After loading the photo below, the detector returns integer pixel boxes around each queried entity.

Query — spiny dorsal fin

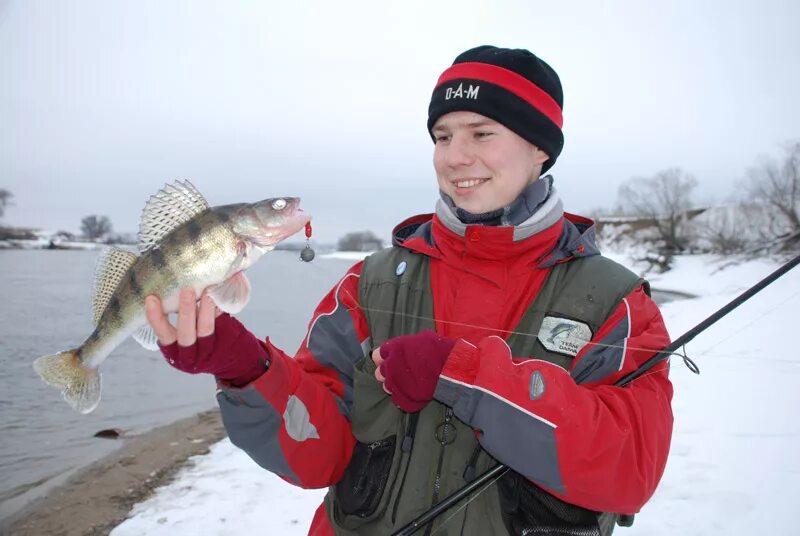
[138,180,210,253]
[92,247,138,325]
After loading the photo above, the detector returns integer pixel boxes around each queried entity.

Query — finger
[196,290,217,338]
[375,362,386,383]
[176,287,198,347]
[144,295,177,346]
[372,347,384,367]
[204,286,224,318]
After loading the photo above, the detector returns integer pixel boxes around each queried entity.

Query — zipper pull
[434,408,457,446]
[402,413,420,452]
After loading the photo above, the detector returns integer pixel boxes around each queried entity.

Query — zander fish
[33,180,310,414]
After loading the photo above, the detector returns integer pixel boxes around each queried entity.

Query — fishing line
[344,278,799,378]
[343,289,697,381]
[683,287,800,359]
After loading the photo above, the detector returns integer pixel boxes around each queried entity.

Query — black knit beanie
[427,45,564,173]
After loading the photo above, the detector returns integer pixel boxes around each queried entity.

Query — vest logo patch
[445,83,480,100]
[538,316,592,357]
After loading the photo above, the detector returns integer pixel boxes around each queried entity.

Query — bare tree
[617,168,698,252]
[0,189,12,218]
[80,215,113,240]
[337,230,384,252]
[746,142,800,239]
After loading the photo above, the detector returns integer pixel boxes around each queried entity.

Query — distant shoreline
[1,409,227,536]
[0,240,108,251]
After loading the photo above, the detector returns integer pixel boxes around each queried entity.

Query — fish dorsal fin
[92,247,138,325]
[138,180,210,253]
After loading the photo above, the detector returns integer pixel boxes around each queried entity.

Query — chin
[455,201,494,214]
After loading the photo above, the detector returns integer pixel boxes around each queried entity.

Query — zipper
[353,438,392,500]
[424,407,455,536]
[391,413,420,523]
[462,443,482,482]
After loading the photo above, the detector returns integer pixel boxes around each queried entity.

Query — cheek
[433,149,448,179]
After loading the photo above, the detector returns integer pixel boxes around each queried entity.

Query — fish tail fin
[33,350,101,414]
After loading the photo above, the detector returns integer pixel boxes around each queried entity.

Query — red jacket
[216,211,673,534]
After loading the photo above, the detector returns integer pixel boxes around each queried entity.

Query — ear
[532,146,550,166]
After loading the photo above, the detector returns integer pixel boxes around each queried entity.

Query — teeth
[455,178,487,188]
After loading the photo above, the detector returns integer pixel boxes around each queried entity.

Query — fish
[33,180,311,414]
[546,322,577,344]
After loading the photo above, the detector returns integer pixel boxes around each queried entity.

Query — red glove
[159,313,269,387]
[378,330,457,412]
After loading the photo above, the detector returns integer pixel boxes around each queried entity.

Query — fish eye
[272,199,287,210]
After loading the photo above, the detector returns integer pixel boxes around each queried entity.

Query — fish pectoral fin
[132,324,160,351]
[208,272,251,314]
[33,350,101,414]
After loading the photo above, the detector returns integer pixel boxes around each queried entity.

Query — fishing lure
[300,221,315,262]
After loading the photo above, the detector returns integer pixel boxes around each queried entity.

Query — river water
[0,249,356,522]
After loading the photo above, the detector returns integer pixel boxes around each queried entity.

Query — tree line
[601,141,800,259]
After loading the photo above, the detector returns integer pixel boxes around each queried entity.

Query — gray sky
[2,0,799,244]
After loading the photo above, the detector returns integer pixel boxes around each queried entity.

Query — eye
[272,199,287,210]
[434,134,451,143]
[475,131,493,139]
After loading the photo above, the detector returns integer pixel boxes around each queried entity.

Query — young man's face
[432,111,549,215]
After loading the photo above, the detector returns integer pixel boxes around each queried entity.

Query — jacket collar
[392,207,601,271]
[435,184,563,243]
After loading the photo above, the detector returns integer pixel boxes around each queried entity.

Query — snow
[319,250,380,261]
[111,440,325,535]
[111,254,800,536]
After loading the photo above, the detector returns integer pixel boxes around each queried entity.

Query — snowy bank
[112,255,800,536]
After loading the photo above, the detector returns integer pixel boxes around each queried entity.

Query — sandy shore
[1,409,227,536]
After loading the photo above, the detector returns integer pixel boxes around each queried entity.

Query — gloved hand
[145,288,269,387]
[159,312,269,386]
[373,330,457,412]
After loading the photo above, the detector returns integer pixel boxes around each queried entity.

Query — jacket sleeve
[215,262,370,489]
[434,285,673,515]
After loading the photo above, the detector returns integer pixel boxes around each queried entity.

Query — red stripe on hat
[435,62,563,128]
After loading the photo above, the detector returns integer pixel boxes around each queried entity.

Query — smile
[454,178,489,189]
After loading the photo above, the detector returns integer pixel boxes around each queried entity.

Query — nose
[442,134,475,168]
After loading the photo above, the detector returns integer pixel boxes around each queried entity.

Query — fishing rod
[393,252,800,536]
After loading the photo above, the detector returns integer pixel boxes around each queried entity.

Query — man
[146,45,673,535]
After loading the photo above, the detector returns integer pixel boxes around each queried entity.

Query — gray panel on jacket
[570,315,629,385]
[307,296,366,414]
[436,379,564,494]
[217,387,299,483]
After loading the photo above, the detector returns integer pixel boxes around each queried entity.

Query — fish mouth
[246,202,311,248]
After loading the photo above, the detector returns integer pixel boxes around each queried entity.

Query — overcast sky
[2,0,799,244]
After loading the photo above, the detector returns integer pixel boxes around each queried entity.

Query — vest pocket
[498,471,610,535]
[336,436,397,518]
[331,354,406,528]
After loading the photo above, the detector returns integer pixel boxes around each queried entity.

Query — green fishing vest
[324,246,644,536]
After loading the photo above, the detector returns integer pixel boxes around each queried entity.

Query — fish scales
[80,209,239,366]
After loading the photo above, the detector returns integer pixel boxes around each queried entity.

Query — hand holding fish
[144,287,269,386]
[144,287,220,347]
